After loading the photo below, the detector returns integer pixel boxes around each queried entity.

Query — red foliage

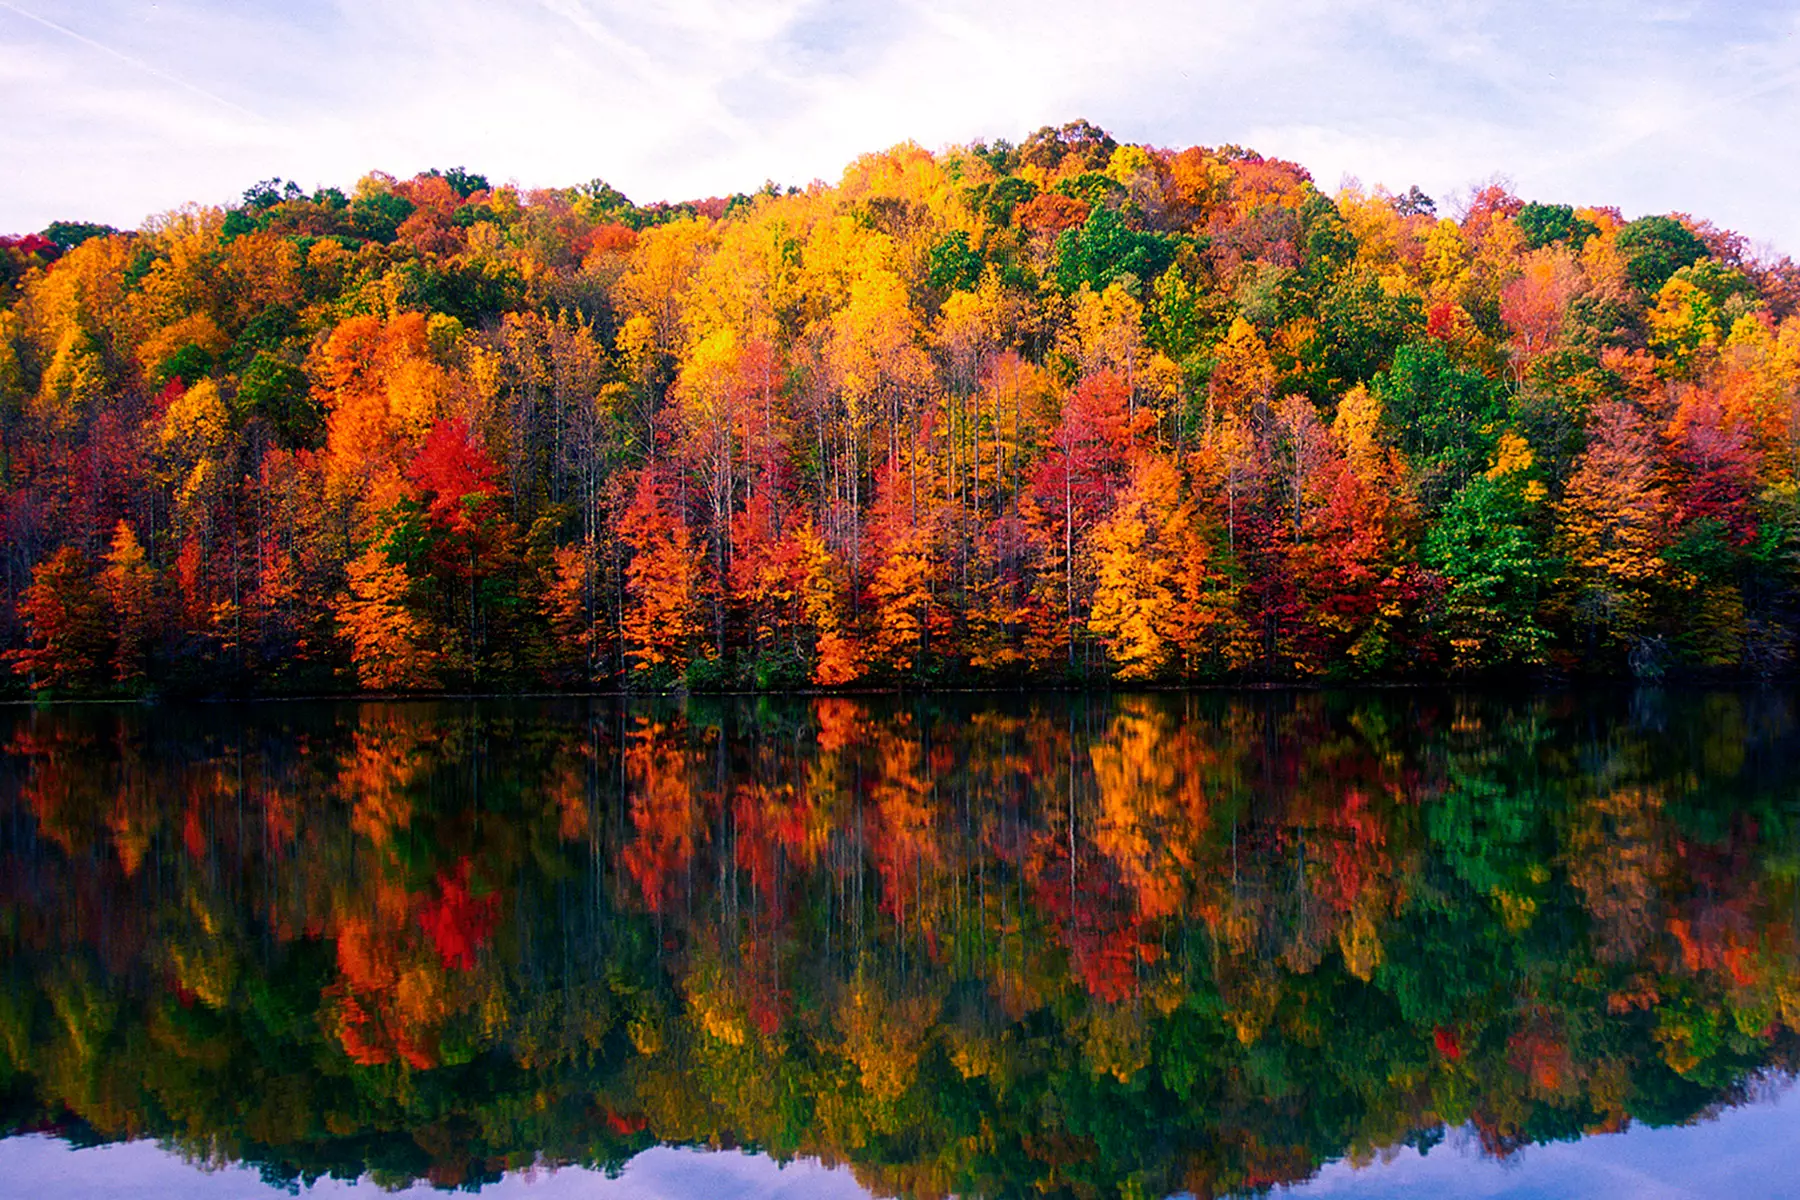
[604,1109,649,1136]
[578,221,638,259]
[1029,838,1149,1004]
[1666,386,1760,546]
[416,858,500,970]
[407,418,501,535]
[1030,371,1138,533]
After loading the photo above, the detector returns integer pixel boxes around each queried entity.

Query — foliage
[2,128,1796,695]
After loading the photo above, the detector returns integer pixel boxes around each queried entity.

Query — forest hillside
[3,121,1798,695]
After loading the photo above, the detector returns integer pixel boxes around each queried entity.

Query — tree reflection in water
[1,690,1796,1197]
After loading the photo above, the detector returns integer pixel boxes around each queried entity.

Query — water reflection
[1,690,1797,1197]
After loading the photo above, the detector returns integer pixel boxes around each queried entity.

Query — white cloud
[1,0,1797,252]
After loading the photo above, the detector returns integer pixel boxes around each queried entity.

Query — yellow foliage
[1089,458,1182,678]
[133,206,227,328]
[30,324,106,433]
[1065,282,1146,382]
[136,312,228,381]
[1333,385,1387,474]
[615,218,714,358]
[333,548,435,691]
[1085,1004,1151,1084]
[1421,218,1471,301]
[156,379,232,529]
[837,976,938,1102]
[1337,907,1385,981]
[1487,431,1536,480]
[1209,316,1274,419]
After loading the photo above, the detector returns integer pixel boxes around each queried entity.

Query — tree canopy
[2,128,1798,696]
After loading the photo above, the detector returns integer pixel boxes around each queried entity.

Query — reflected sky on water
[8,1087,1800,1200]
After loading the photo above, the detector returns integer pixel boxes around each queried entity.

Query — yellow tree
[1091,453,1249,680]
[1207,315,1275,427]
[1554,401,1673,659]
[614,217,714,418]
[794,520,864,686]
[29,325,107,436]
[100,522,157,687]
[155,378,233,534]
[1088,455,1185,679]
[333,547,435,690]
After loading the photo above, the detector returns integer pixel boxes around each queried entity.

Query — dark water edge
[3,688,1800,1197]
[3,667,1796,709]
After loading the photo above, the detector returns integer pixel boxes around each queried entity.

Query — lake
[2,690,1798,1198]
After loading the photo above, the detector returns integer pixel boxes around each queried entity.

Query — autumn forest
[3,121,1799,694]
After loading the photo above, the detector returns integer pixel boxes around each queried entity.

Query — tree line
[4,121,1799,694]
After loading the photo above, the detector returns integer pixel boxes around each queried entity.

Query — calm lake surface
[2,690,1798,1198]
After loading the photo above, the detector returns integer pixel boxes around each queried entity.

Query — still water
[2,690,1798,1198]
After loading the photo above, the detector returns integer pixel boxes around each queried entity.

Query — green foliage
[349,191,417,243]
[1299,190,1358,282]
[1424,470,1552,669]
[156,342,215,388]
[1298,270,1422,397]
[243,178,304,210]
[1673,259,1757,312]
[1054,171,1126,210]
[1145,267,1206,361]
[1373,340,1508,500]
[1054,208,1179,294]
[235,352,318,447]
[966,138,1019,176]
[1616,215,1708,295]
[926,230,983,292]
[1515,202,1599,251]
[40,221,116,251]
[232,303,301,366]
[426,166,490,198]
[971,174,1038,226]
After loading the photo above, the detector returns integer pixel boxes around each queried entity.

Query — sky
[2,1,1799,254]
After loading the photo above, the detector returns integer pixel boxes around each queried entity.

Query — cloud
[1,0,1797,252]
[1284,1084,1800,1200]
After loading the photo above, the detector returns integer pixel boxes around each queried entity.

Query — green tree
[926,231,982,292]
[1423,434,1552,670]
[1055,208,1178,295]
[1515,202,1598,251]
[1372,340,1507,507]
[1615,215,1707,295]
